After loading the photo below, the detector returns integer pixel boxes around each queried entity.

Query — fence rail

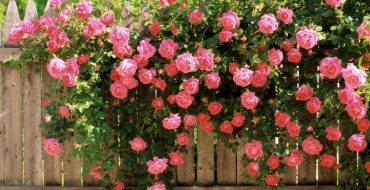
[0,0,340,189]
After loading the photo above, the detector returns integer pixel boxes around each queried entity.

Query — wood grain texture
[63,139,82,186]
[23,63,42,185]
[4,0,20,46]
[216,141,236,185]
[0,62,4,184]
[3,64,23,185]
[0,48,21,62]
[318,166,336,185]
[24,0,38,20]
[43,0,56,17]
[236,137,247,185]
[283,140,298,185]
[120,0,134,30]
[298,154,317,185]
[177,128,195,185]
[137,0,150,34]
[196,128,214,185]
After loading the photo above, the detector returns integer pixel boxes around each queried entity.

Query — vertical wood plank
[217,141,236,185]
[177,129,195,185]
[4,0,20,46]
[283,140,297,185]
[196,128,214,185]
[120,0,134,30]
[318,165,336,185]
[298,154,317,185]
[63,139,82,186]
[236,137,247,185]
[0,44,5,184]
[3,64,23,185]
[43,0,56,17]
[24,0,38,20]
[137,0,150,34]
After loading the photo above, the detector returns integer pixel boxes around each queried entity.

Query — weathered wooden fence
[0,0,340,189]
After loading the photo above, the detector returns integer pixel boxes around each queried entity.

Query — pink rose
[280,39,295,51]
[64,57,79,76]
[247,162,260,176]
[267,154,280,169]
[218,29,233,42]
[306,97,321,114]
[47,38,61,53]
[221,11,239,30]
[268,48,283,66]
[49,0,63,9]
[295,85,314,101]
[159,0,176,7]
[138,69,156,84]
[110,82,128,99]
[114,181,124,190]
[152,77,167,90]
[205,72,221,89]
[302,136,323,155]
[164,62,179,77]
[325,0,344,7]
[285,149,303,167]
[184,114,197,126]
[149,20,161,35]
[47,25,60,38]
[325,126,341,141]
[347,134,367,152]
[119,77,139,90]
[146,156,168,174]
[257,62,270,75]
[182,78,199,95]
[365,162,370,173]
[175,53,198,73]
[77,54,89,64]
[159,39,179,59]
[43,139,62,156]
[59,106,70,118]
[258,14,279,34]
[137,38,156,59]
[296,27,318,49]
[89,166,102,180]
[176,91,194,109]
[7,25,24,44]
[320,154,336,168]
[287,49,302,64]
[357,118,370,132]
[274,111,291,128]
[116,59,137,77]
[133,54,148,69]
[100,11,114,26]
[152,97,163,110]
[38,16,54,30]
[342,63,367,89]
[148,182,166,190]
[75,1,94,19]
[276,8,293,24]
[167,94,177,105]
[319,57,342,79]
[346,102,367,119]
[231,112,245,127]
[57,9,71,25]
[189,9,204,24]
[162,113,181,130]
[47,58,66,79]
[83,18,106,38]
[61,74,76,87]
[286,121,301,138]
[169,151,185,166]
[251,70,268,88]
[201,121,215,132]
[113,44,132,60]
[177,132,189,146]
[197,113,210,124]
[171,26,179,35]
[228,62,239,74]
[233,68,253,87]
[208,101,223,115]
[109,26,130,46]
[219,121,234,134]
[128,137,147,151]
[338,87,360,105]
[241,92,259,110]
[265,174,279,186]
[244,140,264,159]
[197,48,214,71]
[356,20,370,40]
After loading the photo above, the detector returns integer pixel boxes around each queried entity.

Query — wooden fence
[0,0,340,189]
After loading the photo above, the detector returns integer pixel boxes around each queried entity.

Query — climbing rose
[175,53,197,73]
[57,9,71,24]
[116,59,137,77]
[342,63,367,89]
[274,111,291,128]
[286,121,301,138]
[146,156,168,174]
[320,154,336,168]
[164,62,179,77]
[219,121,234,134]
[177,132,189,146]
[138,69,156,84]
[347,134,367,152]
[167,94,176,105]
[182,78,199,95]
[162,113,181,130]
[176,91,194,109]
[302,136,323,155]
[319,57,342,79]
[152,97,163,110]
[306,97,321,114]
[77,54,89,64]
[231,112,245,127]
[148,182,166,190]
[49,0,63,9]
[59,106,70,118]
[267,154,280,169]
[357,118,370,132]
[169,151,185,166]
[197,113,210,124]
[356,20,370,40]
[258,14,279,34]
[184,114,197,126]
[221,11,239,30]
[280,39,295,51]
[325,126,341,141]
[137,38,156,59]
[43,139,62,156]
[247,162,260,176]
[100,11,114,26]
[257,62,270,75]
[276,8,293,24]
[287,49,302,64]
[120,77,139,90]
[133,54,148,69]
[265,174,279,186]
[114,181,124,190]
[346,102,367,119]
[338,87,359,105]
[83,18,106,38]
[251,70,268,88]
[241,92,259,110]
[189,9,204,24]
[47,58,66,79]
[205,72,221,89]
[208,101,223,115]
[159,0,176,7]
[61,74,76,87]
[296,27,318,49]
[128,137,147,152]
[268,48,283,66]
[365,162,370,173]
[112,44,132,59]
[218,29,233,42]
[201,121,215,132]
[158,39,179,59]
[89,166,102,180]
[295,85,314,101]
[228,62,239,74]
[244,140,264,159]
[109,26,130,46]
[325,0,344,6]
[233,68,253,87]
[197,48,214,71]
[110,82,128,99]
[75,1,94,19]
[285,149,303,167]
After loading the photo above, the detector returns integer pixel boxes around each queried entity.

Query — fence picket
[217,141,236,185]
[236,137,247,185]
[0,27,5,184]
[63,139,82,186]
[196,127,214,185]
[4,0,20,46]
[177,128,195,185]
[137,0,150,34]
[120,0,134,30]
[43,0,56,17]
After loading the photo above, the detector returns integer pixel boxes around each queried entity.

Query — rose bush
[7,0,370,189]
